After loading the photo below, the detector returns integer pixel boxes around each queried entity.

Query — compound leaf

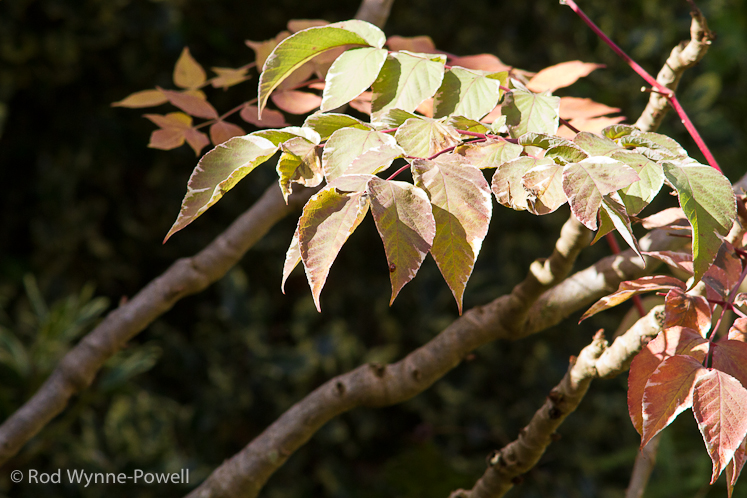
[455,138,523,169]
[433,67,506,120]
[371,51,446,118]
[321,47,388,111]
[503,80,560,138]
[322,127,400,181]
[394,117,461,158]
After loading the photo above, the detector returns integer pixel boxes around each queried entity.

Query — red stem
[561,0,722,172]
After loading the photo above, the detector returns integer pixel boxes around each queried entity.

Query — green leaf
[503,81,560,138]
[573,131,621,156]
[322,127,401,181]
[371,51,447,118]
[663,162,736,284]
[521,161,567,215]
[599,192,644,262]
[277,136,323,202]
[373,108,420,128]
[603,124,637,140]
[258,20,385,114]
[281,226,302,294]
[299,186,370,311]
[252,126,321,146]
[433,67,507,120]
[562,156,640,230]
[165,135,278,241]
[492,157,553,211]
[634,132,688,157]
[303,113,371,141]
[412,156,492,313]
[611,150,664,215]
[519,132,588,164]
[367,177,436,304]
[394,118,462,158]
[321,47,388,111]
[455,138,523,169]
[447,115,490,135]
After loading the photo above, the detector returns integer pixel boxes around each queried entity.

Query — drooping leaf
[394,117,461,158]
[322,127,400,181]
[492,157,553,211]
[164,135,278,241]
[580,275,685,322]
[367,177,436,304]
[321,47,388,111]
[271,90,322,115]
[371,51,447,118]
[432,67,506,120]
[209,121,246,145]
[663,162,736,284]
[173,47,207,89]
[712,340,747,389]
[258,20,385,113]
[611,150,664,215]
[503,80,560,138]
[281,226,302,294]
[526,61,605,93]
[277,136,323,202]
[240,105,289,129]
[455,138,523,169]
[521,161,567,215]
[210,66,251,89]
[573,131,621,156]
[628,327,709,434]
[144,112,209,155]
[112,89,167,108]
[664,287,712,337]
[727,437,747,497]
[251,126,321,146]
[641,354,703,447]
[598,192,643,261]
[702,240,743,298]
[411,156,492,312]
[298,187,370,311]
[160,89,219,119]
[692,368,747,483]
[591,204,616,245]
[562,156,639,230]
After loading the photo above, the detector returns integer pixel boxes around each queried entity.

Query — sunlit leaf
[598,192,643,261]
[322,127,399,181]
[580,275,685,322]
[367,177,436,304]
[281,227,302,294]
[640,207,689,230]
[664,287,712,337]
[433,67,506,121]
[726,437,747,497]
[559,97,620,120]
[271,90,322,115]
[258,20,385,114]
[211,67,250,89]
[562,156,639,230]
[246,32,291,70]
[173,47,207,89]
[240,105,289,129]
[112,89,167,108]
[641,354,702,447]
[394,117,461,158]
[692,368,747,483]
[321,47,388,111]
[611,150,664,215]
[371,51,447,118]
[702,240,742,298]
[573,131,621,156]
[521,161,567,215]
[729,318,747,343]
[386,35,437,53]
[663,162,736,284]
[373,108,419,128]
[144,112,209,155]
[209,121,245,146]
[251,126,321,146]
[160,89,219,119]
[304,113,371,140]
[526,61,605,93]
[299,187,370,311]
[628,327,709,434]
[492,157,552,211]
[447,115,490,135]
[277,136,323,202]
[412,156,492,312]
[164,135,278,241]
[455,138,523,169]
[503,80,560,138]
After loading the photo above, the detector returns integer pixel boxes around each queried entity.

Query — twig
[625,435,662,498]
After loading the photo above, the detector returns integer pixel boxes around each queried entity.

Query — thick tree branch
[354,0,395,28]
[451,305,665,498]
[0,184,309,465]
[634,5,714,132]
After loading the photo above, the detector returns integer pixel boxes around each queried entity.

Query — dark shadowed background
[1,0,745,496]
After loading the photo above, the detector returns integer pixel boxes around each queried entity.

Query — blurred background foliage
[0,0,745,497]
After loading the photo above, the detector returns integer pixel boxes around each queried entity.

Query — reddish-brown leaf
[641,354,703,447]
[350,91,373,115]
[640,207,690,230]
[557,116,626,139]
[271,90,322,115]
[386,35,437,53]
[112,89,167,108]
[161,89,219,119]
[240,105,289,128]
[628,326,709,434]
[664,287,712,337]
[692,368,747,483]
[726,437,747,496]
[209,121,246,146]
[643,251,694,274]
[287,19,329,32]
[526,61,605,93]
[245,31,291,69]
[173,47,207,89]
[182,128,211,156]
[210,67,250,89]
[729,318,747,342]
[713,340,747,389]
[448,54,513,73]
[703,240,743,298]
[559,96,620,120]
[149,128,188,151]
[144,112,209,154]
[580,275,685,322]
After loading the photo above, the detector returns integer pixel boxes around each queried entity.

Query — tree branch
[451,305,665,498]
[0,184,310,465]
[354,0,395,28]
